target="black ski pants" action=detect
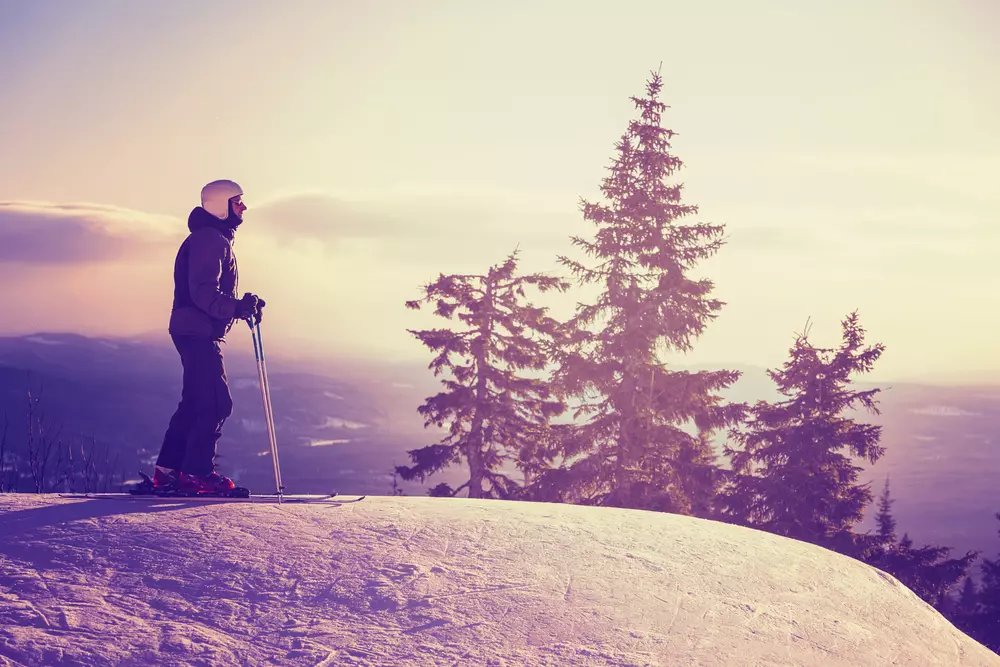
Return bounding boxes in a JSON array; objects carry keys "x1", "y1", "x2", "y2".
[{"x1": 156, "y1": 334, "x2": 234, "y2": 476}]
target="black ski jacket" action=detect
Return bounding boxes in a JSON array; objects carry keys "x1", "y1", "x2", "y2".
[{"x1": 168, "y1": 207, "x2": 240, "y2": 340}]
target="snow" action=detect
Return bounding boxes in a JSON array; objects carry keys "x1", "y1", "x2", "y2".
[
  {"x1": 23, "y1": 336, "x2": 67, "y2": 346},
  {"x1": 305, "y1": 439, "x2": 351, "y2": 447},
  {"x1": 231, "y1": 378, "x2": 261, "y2": 390},
  {"x1": 239, "y1": 418, "x2": 269, "y2": 433},
  {"x1": 908, "y1": 405, "x2": 982, "y2": 418},
  {"x1": 0, "y1": 494, "x2": 995, "y2": 666},
  {"x1": 319, "y1": 417, "x2": 368, "y2": 430}
]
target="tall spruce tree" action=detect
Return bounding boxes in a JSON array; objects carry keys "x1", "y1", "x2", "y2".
[
  {"x1": 721, "y1": 312, "x2": 886, "y2": 552},
  {"x1": 398, "y1": 250, "x2": 568, "y2": 498},
  {"x1": 536, "y1": 70, "x2": 744, "y2": 513}
]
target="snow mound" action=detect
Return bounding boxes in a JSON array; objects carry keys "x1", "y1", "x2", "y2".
[{"x1": 0, "y1": 495, "x2": 994, "y2": 666}]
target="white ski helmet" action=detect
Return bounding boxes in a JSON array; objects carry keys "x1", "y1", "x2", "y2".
[{"x1": 200, "y1": 179, "x2": 243, "y2": 219}]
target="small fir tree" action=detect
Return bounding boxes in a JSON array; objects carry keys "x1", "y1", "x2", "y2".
[
  {"x1": 875, "y1": 476, "x2": 897, "y2": 543},
  {"x1": 958, "y1": 576, "x2": 980, "y2": 617},
  {"x1": 893, "y1": 534, "x2": 977, "y2": 608},
  {"x1": 973, "y1": 513, "x2": 1000, "y2": 652},
  {"x1": 398, "y1": 250, "x2": 568, "y2": 498},
  {"x1": 863, "y1": 478, "x2": 977, "y2": 610},
  {"x1": 721, "y1": 312, "x2": 885, "y2": 552}
]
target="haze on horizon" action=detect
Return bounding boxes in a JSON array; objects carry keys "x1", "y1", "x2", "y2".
[{"x1": 1, "y1": 0, "x2": 997, "y2": 385}]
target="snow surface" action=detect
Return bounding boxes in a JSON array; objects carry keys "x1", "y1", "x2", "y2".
[
  {"x1": 319, "y1": 417, "x2": 368, "y2": 430},
  {"x1": 0, "y1": 494, "x2": 995, "y2": 666}
]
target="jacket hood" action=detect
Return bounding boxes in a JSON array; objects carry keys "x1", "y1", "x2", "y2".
[{"x1": 188, "y1": 206, "x2": 240, "y2": 240}]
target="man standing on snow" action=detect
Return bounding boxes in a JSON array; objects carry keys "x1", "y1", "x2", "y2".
[{"x1": 153, "y1": 179, "x2": 264, "y2": 495}]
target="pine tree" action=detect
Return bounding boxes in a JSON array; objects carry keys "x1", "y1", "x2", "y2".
[
  {"x1": 721, "y1": 312, "x2": 885, "y2": 552},
  {"x1": 958, "y1": 576, "x2": 980, "y2": 616},
  {"x1": 673, "y1": 424, "x2": 726, "y2": 519},
  {"x1": 875, "y1": 476, "x2": 896, "y2": 543},
  {"x1": 942, "y1": 575, "x2": 983, "y2": 644},
  {"x1": 398, "y1": 250, "x2": 568, "y2": 499},
  {"x1": 869, "y1": 475, "x2": 901, "y2": 563},
  {"x1": 888, "y1": 534, "x2": 977, "y2": 608},
  {"x1": 533, "y1": 69, "x2": 744, "y2": 514},
  {"x1": 974, "y1": 512, "x2": 1000, "y2": 652},
  {"x1": 851, "y1": 470, "x2": 976, "y2": 610}
]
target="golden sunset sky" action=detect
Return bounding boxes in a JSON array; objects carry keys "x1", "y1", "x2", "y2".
[{"x1": 0, "y1": 0, "x2": 997, "y2": 384}]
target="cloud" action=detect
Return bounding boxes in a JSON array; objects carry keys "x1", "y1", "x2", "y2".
[
  {"x1": 250, "y1": 194, "x2": 400, "y2": 241},
  {"x1": 723, "y1": 202, "x2": 997, "y2": 263},
  {"x1": 0, "y1": 201, "x2": 183, "y2": 263},
  {"x1": 244, "y1": 190, "x2": 580, "y2": 273},
  {"x1": 700, "y1": 149, "x2": 1000, "y2": 266},
  {"x1": 250, "y1": 190, "x2": 575, "y2": 244},
  {"x1": 782, "y1": 152, "x2": 1000, "y2": 210}
]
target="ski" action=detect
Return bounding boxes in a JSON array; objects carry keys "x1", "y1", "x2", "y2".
[
  {"x1": 128, "y1": 470, "x2": 260, "y2": 498},
  {"x1": 58, "y1": 491, "x2": 366, "y2": 504},
  {"x1": 56, "y1": 472, "x2": 365, "y2": 503}
]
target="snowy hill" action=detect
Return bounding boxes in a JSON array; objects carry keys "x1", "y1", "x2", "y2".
[{"x1": 0, "y1": 495, "x2": 995, "y2": 666}]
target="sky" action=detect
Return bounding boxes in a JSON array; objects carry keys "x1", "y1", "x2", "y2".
[{"x1": 0, "y1": 0, "x2": 997, "y2": 384}]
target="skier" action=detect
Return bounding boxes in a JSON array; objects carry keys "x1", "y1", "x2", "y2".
[{"x1": 152, "y1": 179, "x2": 264, "y2": 495}]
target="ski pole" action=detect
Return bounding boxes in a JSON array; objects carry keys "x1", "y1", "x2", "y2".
[
  {"x1": 257, "y1": 318, "x2": 283, "y2": 496},
  {"x1": 249, "y1": 316, "x2": 283, "y2": 499},
  {"x1": 254, "y1": 318, "x2": 283, "y2": 498}
]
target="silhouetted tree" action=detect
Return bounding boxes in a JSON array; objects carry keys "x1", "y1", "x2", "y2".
[
  {"x1": 58, "y1": 434, "x2": 121, "y2": 494},
  {"x1": 935, "y1": 575, "x2": 983, "y2": 646},
  {"x1": 0, "y1": 410, "x2": 12, "y2": 492},
  {"x1": 972, "y1": 513, "x2": 1000, "y2": 652},
  {"x1": 882, "y1": 534, "x2": 977, "y2": 609},
  {"x1": 848, "y1": 476, "x2": 977, "y2": 611},
  {"x1": 958, "y1": 576, "x2": 980, "y2": 616},
  {"x1": 26, "y1": 382, "x2": 64, "y2": 493},
  {"x1": 721, "y1": 313, "x2": 885, "y2": 552},
  {"x1": 672, "y1": 424, "x2": 725, "y2": 519},
  {"x1": 874, "y1": 476, "x2": 896, "y2": 543},
  {"x1": 532, "y1": 69, "x2": 744, "y2": 514},
  {"x1": 399, "y1": 250, "x2": 568, "y2": 498},
  {"x1": 390, "y1": 466, "x2": 406, "y2": 496}
]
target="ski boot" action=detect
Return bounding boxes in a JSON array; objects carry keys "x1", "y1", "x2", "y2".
[
  {"x1": 129, "y1": 467, "x2": 182, "y2": 496},
  {"x1": 179, "y1": 471, "x2": 250, "y2": 498},
  {"x1": 153, "y1": 467, "x2": 181, "y2": 494}
]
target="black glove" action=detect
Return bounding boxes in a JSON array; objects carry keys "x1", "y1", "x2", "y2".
[
  {"x1": 254, "y1": 298, "x2": 266, "y2": 323},
  {"x1": 234, "y1": 293, "x2": 259, "y2": 321}
]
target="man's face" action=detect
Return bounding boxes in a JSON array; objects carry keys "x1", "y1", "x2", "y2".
[{"x1": 230, "y1": 195, "x2": 246, "y2": 219}]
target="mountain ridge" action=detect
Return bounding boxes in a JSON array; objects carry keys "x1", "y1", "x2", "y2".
[{"x1": 0, "y1": 333, "x2": 996, "y2": 566}]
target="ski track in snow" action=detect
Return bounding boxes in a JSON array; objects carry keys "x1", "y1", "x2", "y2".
[{"x1": 0, "y1": 495, "x2": 996, "y2": 666}]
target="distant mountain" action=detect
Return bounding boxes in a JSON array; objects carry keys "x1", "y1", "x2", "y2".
[
  {"x1": 1, "y1": 334, "x2": 998, "y2": 570},
  {"x1": 0, "y1": 333, "x2": 456, "y2": 497}
]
